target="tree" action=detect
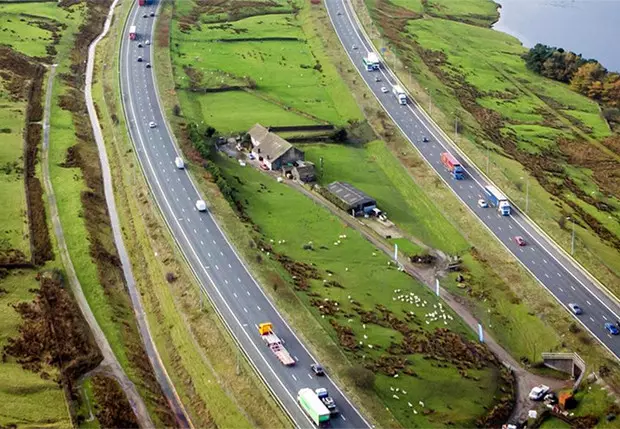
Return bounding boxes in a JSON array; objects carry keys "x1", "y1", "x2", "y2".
[
  {"x1": 570, "y1": 62, "x2": 606, "y2": 94},
  {"x1": 172, "y1": 104, "x2": 181, "y2": 116},
  {"x1": 331, "y1": 127, "x2": 348, "y2": 143}
]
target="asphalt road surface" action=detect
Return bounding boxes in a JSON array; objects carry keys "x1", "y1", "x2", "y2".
[
  {"x1": 119, "y1": 1, "x2": 369, "y2": 427},
  {"x1": 325, "y1": 0, "x2": 620, "y2": 358}
]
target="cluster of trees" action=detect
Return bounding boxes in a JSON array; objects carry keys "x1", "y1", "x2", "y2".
[
  {"x1": 524, "y1": 44, "x2": 620, "y2": 110},
  {"x1": 186, "y1": 122, "x2": 235, "y2": 201}
]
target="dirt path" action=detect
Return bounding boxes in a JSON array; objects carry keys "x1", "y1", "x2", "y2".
[
  {"x1": 41, "y1": 64, "x2": 155, "y2": 428},
  {"x1": 84, "y1": 0, "x2": 192, "y2": 427},
  {"x1": 287, "y1": 180, "x2": 568, "y2": 423}
]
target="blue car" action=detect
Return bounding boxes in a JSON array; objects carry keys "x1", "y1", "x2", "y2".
[{"x1": 605, "y1": 323, "x2": 619, "y2": 335}]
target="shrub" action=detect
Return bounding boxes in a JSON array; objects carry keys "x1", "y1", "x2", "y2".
[{"x1": 346, "y1": 365, "x2": 375, "y2": 390}]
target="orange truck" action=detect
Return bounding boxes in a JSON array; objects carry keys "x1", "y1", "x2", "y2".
[{"x1": 258, "y1": 322, "x2": 295, "y2": 366}]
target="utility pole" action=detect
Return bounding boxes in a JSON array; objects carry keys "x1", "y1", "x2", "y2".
[{"x1": 567, "y1": 217, "x2": 576, "y2": 255}]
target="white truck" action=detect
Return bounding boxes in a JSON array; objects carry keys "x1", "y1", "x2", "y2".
[
  {"x1": 258, "y1": 322, "x2": 295, "y2": 366},
  {"x1": 298, "y1": 388, "x2": 331, "y2": 427},
  {"x1": 362, "y1": 52, "x2": 380, "y2": 71},
  {"x1": 392, "y1": 85, "x2": 407, "y2": 105}
]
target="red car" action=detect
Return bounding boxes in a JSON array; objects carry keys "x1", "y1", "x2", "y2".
[
  {"x1": 260, "y1": 163, "x2": 269, "y2": 171},
  {"x1": 514, "y1": 236, "x2": 526, "y2": 246}
]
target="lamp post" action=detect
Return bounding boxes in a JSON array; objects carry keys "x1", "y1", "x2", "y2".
[
  {"x1": 426, "y1": 87, "x2": 432, "y2": 115},
  {"x1": 567, "y1": 216, "x2": 575, "y2": 255},
  {"x1": 521, "y1": 176, "x2": 529, "y2": 213}
]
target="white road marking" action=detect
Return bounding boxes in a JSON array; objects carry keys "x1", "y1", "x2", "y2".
[
  {"x1": 308, "y1": 373, "x2": 313, "y2": 379},
  {"x1": 544, "y1": 273, "x2": 549, "y2": 278},
  {"x1": 590, "y1": 317, "x2": 595, "y2": 322},
  {"x1": 208, "y1": 253, "x2": 211, "y2": 258},
  {"x1": 215, "y1": 264, "x2": 219, "y2": 270},
  {"x1": 603, "y1": 315, "x2": 608, "y2": 321},
  {"x1": 200, "y1": 240, "x2": 204, "y2": 245},
  {"x1": 233, "y1": 292, "x2": 237, "y2": 298},
  {"x1": 228, "y1": 263, "x2": 232, "y2": 268},
  {"x1": 220, "y1": 251, "x2": 224, "y2": 256},
  {"x1": 571, "y1": 286, "x2": 576, "y2": 291},
  {"x1": 543, "y1": 259, "x2": 548, "y2": 264},
  {"x1": 342, "y1": 416, "x2": 347, "y2": 421},
  {"x1": 587, "y1": 300, "x2": 592, "y2": 306},
  {"x1": 224, "y1": 279, "x2": 228, "y2": 284},
  {"x1": 257, "y1": 305, "x2": 261, "y2": 311},
  {"x1": 243, "y1": 307, "x2": 248, "y2": 313},
  {"x1": 558, "y1": 287, "x2": 564, "y2": 292},
  {"x1": 291, "y1": 374, "x2": 297, "y2": 381}
]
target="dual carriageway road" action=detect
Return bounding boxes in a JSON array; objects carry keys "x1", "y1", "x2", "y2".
[
  {"x1": 325, "y1": 0, "x2": 620, "y2": 358},
  {"x1": 120, "y1": 1, "x2": 368, "y2": 427}
]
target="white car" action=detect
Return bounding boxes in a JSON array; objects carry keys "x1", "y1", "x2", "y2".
[
  {"x1": 195, "y1": 200, "x2": 207, "y2": 212},
  {"x1": 380, "y1": 87, "x2": 389, "y2": 93},
  {"x1": 174, "y1": 157, "x2": 185, "y2": 169},
  {"x1": 529, "y1": 385, "x2": 550, "y2": 401},
  {"x1": 148, "y1": 121, "x2": 156, "y2": 128},
  {"x1": 145, "y1": 39, "x2": 150, "y2": 45},
  {"x1": 477, "y1": 199, "x2": 488, "y2": 208}
]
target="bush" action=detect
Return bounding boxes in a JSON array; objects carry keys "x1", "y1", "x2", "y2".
[
  {"x1": 346, "y1": 365, "x2": 375, "y2": 390},
  {"x1": 173, "y1": 104, "x2": 181, "y2": 116}
]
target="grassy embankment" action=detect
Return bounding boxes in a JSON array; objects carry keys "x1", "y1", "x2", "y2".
[
  {"x1": 87, "y1": 0, "x2": 289, "y2": 427},
  {"x1": 359, "y1": 0, "x2": 620, "y2": 291},
  {"x1": 0, "y1": 3, "x2": 72, "y2": 427},
  {"x1": 27, "y1": 0, "x2": 174, "y2": 425},
  {"x1": 158, "y1": 1, "x2": 519, "y2": 427}
]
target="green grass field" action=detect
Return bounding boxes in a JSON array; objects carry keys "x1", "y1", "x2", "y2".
[
  {"x1": 0, "y1": 269, "x2": 71, "y2": 428},
  {"x1": 219, "y1": 156, "x2": 502, "y2": 427},
  {"x1": 170, "y1": 0, "x2": 362, "y2": 130},
  {"x1": 0, "y1": 93, "x2": 29, "y2": 256}
]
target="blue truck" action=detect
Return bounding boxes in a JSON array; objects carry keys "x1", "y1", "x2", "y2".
[{"x1": 484, "y1": 185, "x2": 511, "y2": 216}]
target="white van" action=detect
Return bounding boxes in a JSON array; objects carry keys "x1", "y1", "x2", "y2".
[
  {"x1": 175, "y1": 157, "x2": 185, "y2": 169},
  {"x1": 195, "y1": 200, "x2": 206, "y2": 212}
]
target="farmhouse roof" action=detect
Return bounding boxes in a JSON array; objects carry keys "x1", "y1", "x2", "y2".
[
  {"x1": 326, "y1": 181, "x2": 376, "y2": 208},
  {"x1": 255, "y1": 133, "x2": 294, "y2": 161},
  {"x1": 248, "y1": 123, "x2": 269, "y2": 144}
]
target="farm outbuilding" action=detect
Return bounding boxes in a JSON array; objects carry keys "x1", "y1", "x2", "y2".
[
  {"x1": 292, "y1": 161, "x2": 316, "y2": 183},
  {"x1": 325, "y1": 182, "x2": 377, "y2": 215},
  {"x1": 248, "y1": 123, "x2": 304, "y2": 170}
]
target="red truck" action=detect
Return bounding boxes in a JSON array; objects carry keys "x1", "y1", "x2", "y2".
[
  {"x1": 129, "y1": 25, "x2": 137, "y2": 40},
  {"x1": 139, "y1": 0, "x2": 153, "y2": 5},
  {"x1": 440, "y1": 152, "x2": 465, "y2": 180}
]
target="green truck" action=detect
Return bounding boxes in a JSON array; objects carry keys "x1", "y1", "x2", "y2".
[{"x1": 298, "y1": 388, "x2": 331, "y2": 427}]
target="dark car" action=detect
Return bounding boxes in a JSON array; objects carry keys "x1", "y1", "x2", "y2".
[
  {"x1": 138, "y1": 43, "x2": 143, "y2": 48},
  {"x1": 143, "y1": 14, "x2": 147, "y2": 18},
  {"x1": 150, "y1": 11, "x2": 155, "y2": 17},
  {"x1": 137, "y1": 56, "x2": 143, "y2": 62},
  {"x1": 568, "y1": 303, "x2": 582, "y2": 315},
  {"x1": 422, "y1": 136, "x2": 429, "y2": 143},
  {"x1": 146, "y1": 63, "x2": 151, "y2": 68},
  {"x1": 605, "y1": 323, "x2": 619, "y2": 335},
  {"x1": 311, "y1": 363, "x2": 325, "y2": 376}
]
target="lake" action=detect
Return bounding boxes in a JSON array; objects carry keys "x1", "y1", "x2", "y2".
[{"x1": 493, "y1": 0, "x2": 620, "y2": 72}]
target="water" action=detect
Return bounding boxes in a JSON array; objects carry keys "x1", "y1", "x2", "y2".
[{"x1": 493, "y1": 0, "x2": 620, "y2": 72}]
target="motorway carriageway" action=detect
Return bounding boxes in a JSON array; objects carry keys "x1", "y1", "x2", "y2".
[
  {"x1": 119, "y1": 1, "x2": 369, "y2": 427},
  {"x1": 325, "y1": 0, "x2": 620, "y2": 359}
]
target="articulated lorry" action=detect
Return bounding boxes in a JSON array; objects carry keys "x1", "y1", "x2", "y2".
[
  {"x1": 484, "y1": 185, "x2": 511, "y2": 216},
  {"x1": 362, "y1": 52, "x2": 380, "y2": 71},
  {"x1": 440, "y1": 152, "x2": 465, "y2": 180},
  {"x1": 129, "y1": 25, "x2": 137, "y2": 40},
  {"x1": 392, "y1": 85, "x2": 407, "y2": 105},
  {"x1": 258, "y1": 323, "x2": 295, "y2": 366},
  {"x1": 298, "y1": 388, "x2": 331, "y2": 427}
]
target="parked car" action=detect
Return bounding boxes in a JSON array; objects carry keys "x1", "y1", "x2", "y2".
[
  {"x1": 148, "y1": 121, "x2": 156, "y2": 128},
  {"x1": 174, "y1": 157, "x2": 185, "y2": 169},
  {"x1": 529, "y1": 385, "x2": 550, "y2": 401},
  {"x1": 248, "y1": 153, "x2": 255, "y2": 160},
  {"x1": 150, "y1": 11, "x2": 155, "y2": 17},
  {"x1": 260, "y1": 163, "x2": 269, "y2": 171},
  {"x1": 380, "y1": 87, "x2": 389, "y2": 93},
  {"x1": 145, "y1": 40, "x2": 150, "y2": 45},
  {"x1": 605, "y1": 322, "x2": 619, "y2": 335},
  {"x1": 544, "y1": 393, "x2": 558, "y2": 405},
  {"x1": 477, "y1": 199, "x2": 488, "y2": 208},
  {"x1": 514, "y1": 236, "x2": 526, "y2": 246},
  {"x1": 311, "y1": 363, "x2": 325, "y2": 376},
  {"x1": 146, "y1": 63, "x2": 151, "y2": 68},
  {"x1": 137, "y1": 56, "x2": 143, "y2": 62},
  {"x1": 143, "y1": 13, "x2": 147, "y2": 18},
  {"x1": 195, "y1": 200, "x2": 207, "y2": 212},
  {"x1": 138, "y1": 43, "x2": 143, "y2": 48},
  {"x1": 568, "y1": 303, "x2": 582, "y2": 315}
]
